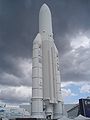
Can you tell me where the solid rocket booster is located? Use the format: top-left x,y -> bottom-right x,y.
31,33 -> 44,118
31,3 -> 63,119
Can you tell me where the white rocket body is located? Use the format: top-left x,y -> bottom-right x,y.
31,4 -> 63,119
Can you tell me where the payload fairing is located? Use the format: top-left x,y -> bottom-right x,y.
31,4 -> 63,119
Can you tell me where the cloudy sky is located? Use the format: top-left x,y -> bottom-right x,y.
0,0 -> 90,106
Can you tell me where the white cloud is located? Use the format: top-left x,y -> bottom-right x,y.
71,33 -> 90,49
61,81 -> 86,87
80,83 -> 90,93
0,86 -> 32,104
61,88 -> 77,98
61,82 -> 73,87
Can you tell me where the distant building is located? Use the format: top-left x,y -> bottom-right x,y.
64,97 -> 90,119
79,97 -> 90,117
0,106 -> 30,119
19,104 -> 31,114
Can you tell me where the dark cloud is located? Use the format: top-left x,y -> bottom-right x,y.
60,46 -> 90,82
0,57 -> 32,86
0,0 -> 34,58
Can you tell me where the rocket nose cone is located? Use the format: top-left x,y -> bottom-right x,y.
40,3 -> 50,12
39,3 -> 52,34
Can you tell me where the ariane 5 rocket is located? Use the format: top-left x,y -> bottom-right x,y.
31,3 -> 63,119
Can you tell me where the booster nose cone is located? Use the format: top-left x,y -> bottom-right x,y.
39,4 -> 52,35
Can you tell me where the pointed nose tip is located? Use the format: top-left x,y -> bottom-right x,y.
40,3 -> 50,13
41,3 -> 49,9
41,3 -> 49,8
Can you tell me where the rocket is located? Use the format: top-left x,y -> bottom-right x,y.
31,4 -> 63,119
